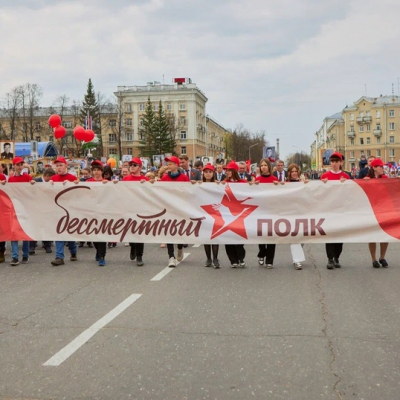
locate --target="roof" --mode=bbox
[327,112,342,119]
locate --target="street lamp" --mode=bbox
[249,143,258,161]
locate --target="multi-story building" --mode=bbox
[113,79,228,161]
[342,95,400,170]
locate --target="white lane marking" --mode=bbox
[192,244,201,248]
[43,293,142,367]
[150,253,190,281]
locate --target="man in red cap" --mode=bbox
[122,158,149,266]
[7,157,35,265]
[50,156,79,266]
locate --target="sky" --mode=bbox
[1,0,400,160]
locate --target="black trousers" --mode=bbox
[167,244,183,258]
[325,243,343,260]
[130,243,144,257]
[0,242,5,253]
[258,244,276,265]
[225,244,245,264]
[94,242,107,258]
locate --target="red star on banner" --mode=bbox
[201,184,258,239]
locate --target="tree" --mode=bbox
[19,83,43,141]
[155,101,176,155]
[286,152,312,170]
[139,97,157,158]
[1,86,22,140]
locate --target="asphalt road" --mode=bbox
[0,242,400,400]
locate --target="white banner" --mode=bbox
[1,180,399,244]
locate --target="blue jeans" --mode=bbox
[11,241,29,260]
[55,241,77,260]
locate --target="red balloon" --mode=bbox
[84,129,95,142]
[73,125,86,141]
[54,125,66,139]
[48,114,62,128]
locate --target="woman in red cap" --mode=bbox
[254,158,278,268]
[364,158,389,268]
[161,156,190,267]
[320,152,348,269]
[223,161,248,268]
[202,164,220,268]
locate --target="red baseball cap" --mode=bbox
[165,156,180,165]
[226,161,239,171]
[203,163,215,172]
[370,158,384,167]
[53,156,68,164]
[91,160,104,169]
[329,152,343,161]
[12,157,24,165]
[129,157,142,166]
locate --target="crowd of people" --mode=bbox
[0,152,394,271]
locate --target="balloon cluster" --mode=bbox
[48,114,95,142]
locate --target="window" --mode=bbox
[167,103,172,111]
[180,131,187,140]
[359,125,364,132]
[350,151,354,157]
[366,124,371,132]
[376,124,381,131]
[126,132,133,141]
[109,134,116,143]
[360,138,364,145]
[350,125,354,132]
[127,148,133,155]
[139,132,145,140]
[376,111,380,118]
[350,138,354,145]
[389,110,395,117]
[49,135,53,142]
[181,146,187,155]
[366,111,371,116]
[366,137,370,144]
[35,136,41,142]
[376,137,381,144]
[35,122,41,130]
[359,112,364,118]
[63,121,72,128]
[139,118,144,126]
[390,136,395,143]
[180,116,186,125]
[366,150,371,156]
[389,122,395,130]
[109,119,116,127]
[153,103,159,111]
[126,118,132,126]
[377,149,381,156]
[390,149,395,157]
[179,102,186,110]
[22,122,27,132]
[126,103,132,112]
[139,103,145,111]
[350,113,354,121]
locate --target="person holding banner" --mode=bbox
[320,152,348,269]
[223,161,248,268]
[161,156,190,267]
[201,164,220,268]
[254,158,278,268]
[364,158,389,268]
[0,169,8,263]
[50,156,79,267]
[123,158,149,266]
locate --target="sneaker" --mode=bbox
[182,244,188,248]
[239,260,246,268]
[333,258,341,268]
[29,249,35,255]
[168,257,177,268]
[88,243,93,248]
[294,262,302,270]
[78,243,84,248]
[327,259,334,269]
[379,258,389,268]
[112,243,117,248]
[177,248,183,262]
[95,253,99,262]
[136,256,144,266]
[22,257,29,264]
[213,258,220,269]
[124,242,129,247]
[10,258,19,266]
[108,243,112,248]
[130,248,136,261]
[51,258,64,266]
[70,254,77,261]
[372,260,380,268]
[98,257,106,267]
[258,257,264,265]
[231,263,238,268]
[0,251,5,263]
[266,264,274,269]
[205,258,212,267]
[44,246,52,253]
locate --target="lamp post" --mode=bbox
[249,143,258,161]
